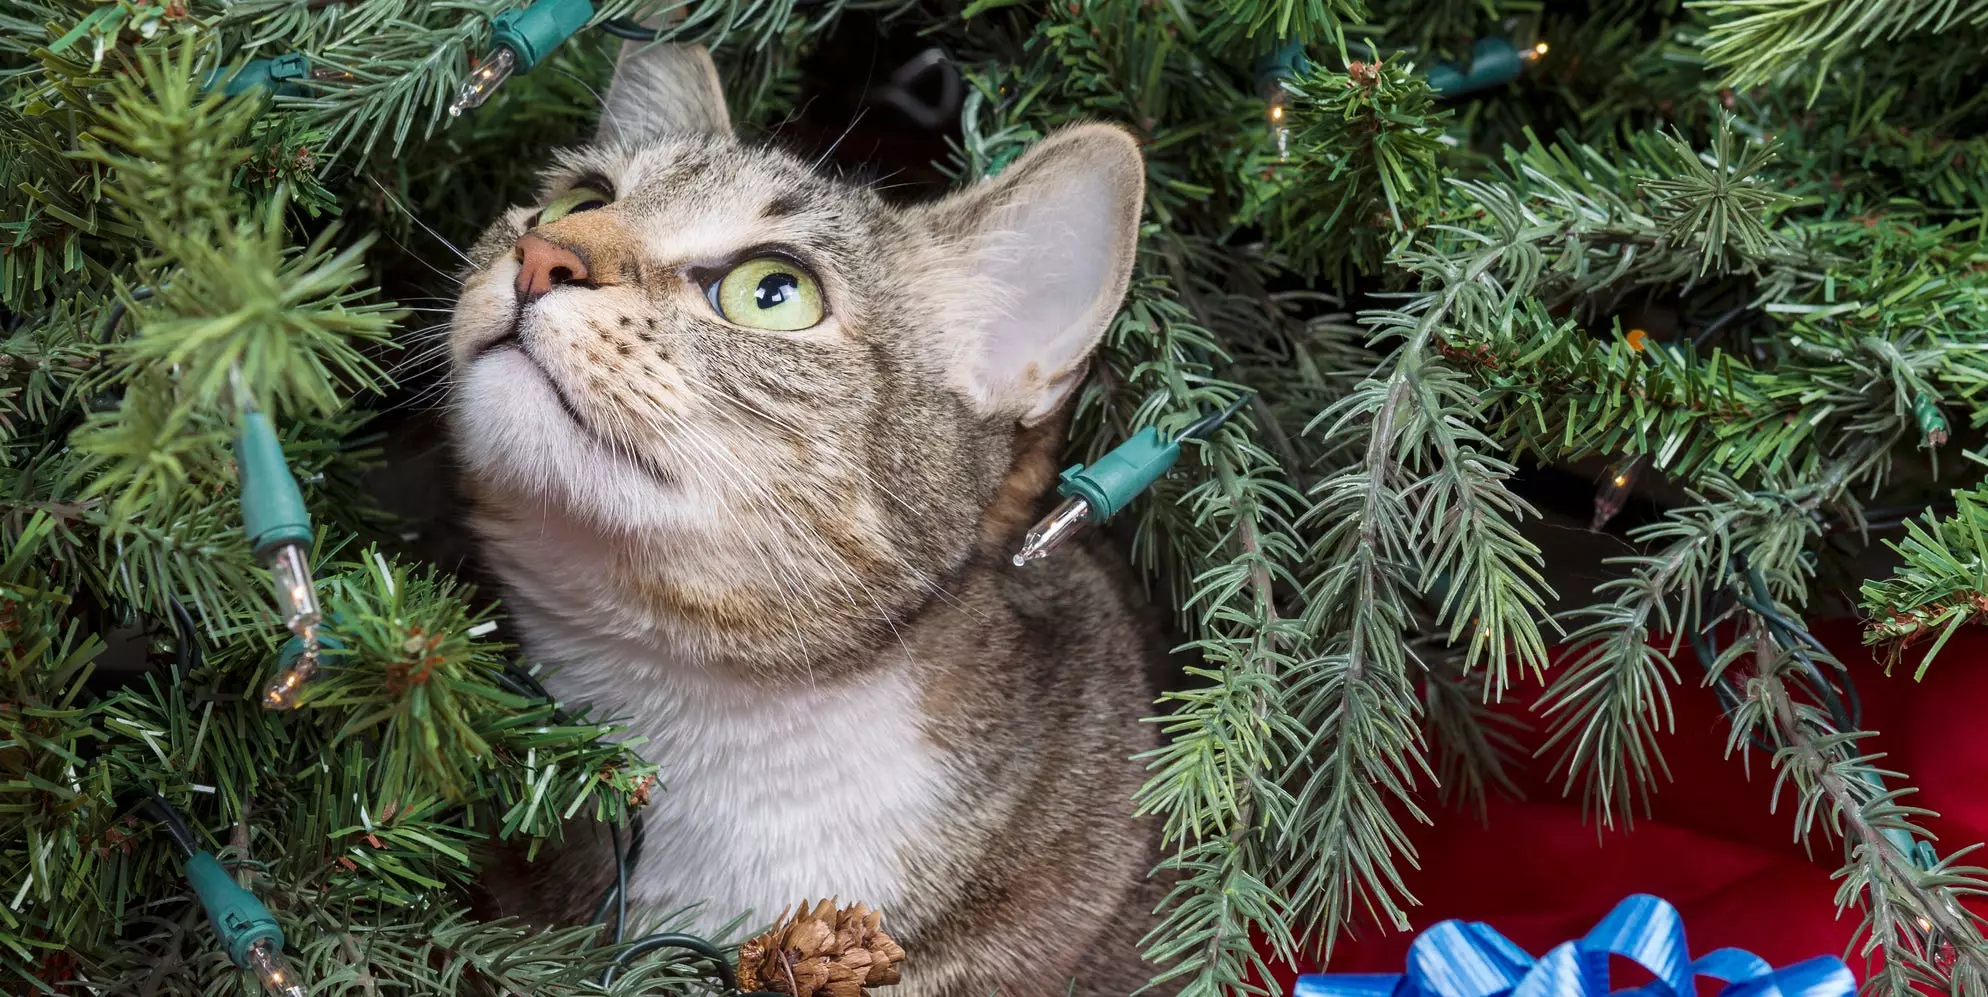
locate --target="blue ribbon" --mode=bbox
[1294,894,1854,997]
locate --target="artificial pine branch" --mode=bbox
[1714,601,1988,993]
[1138,427,1307,994]
[950,43,1317,989]
[1204,0,1366,58]
[1420,642,1527,822]
[1860,482,1988,675]
[1696,0,1988,98]
[1256,59,1447,278]
[1537,482,1819,826]
[12,0,1988,991]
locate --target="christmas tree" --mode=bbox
[7,0,1988,994]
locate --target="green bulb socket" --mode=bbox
[1055,426,1181,521]
[204,54,312,98]
[276,624,344,671]
[235,410,313,557]
[1252,38,1308,91]
[184,852,285,967]
[1426,37,1526,97]
[1913,393,1949,444]
[492,0,596,72]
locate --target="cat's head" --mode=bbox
[449,43,1144,676]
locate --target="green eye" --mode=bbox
[709,257,825,331]
[534,186,611,226]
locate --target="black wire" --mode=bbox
[1836,665,1865,732]
[96,285,155,341]
[1689,304,1748,348]
[1837,500,1956,534]
[1173,392,1254,443]
[503,662,744,989]
[624,814,646,891]
[504,662,654,949]
[515,662,628,939]
[498,661,560,710]
[615,830,628,943]
[591,820,634,939]
[596,0,828,41]
[1734,568,1862,732]
[602,933,750,989]
[597,18,660,40]
[590,816,652,934]
[143,792,200,859]
[1691,596,1776,754]
[1860,502,1953,523]
[169,598,203,672]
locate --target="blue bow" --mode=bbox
[1294,894,1854,997]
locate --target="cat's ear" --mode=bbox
[595,42,732,144]
[925,124,1144,425]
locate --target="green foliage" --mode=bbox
[10,0,1988,992]
[1208,0,1366,56]
[0,8,673,993]
[1860,480,1988,676]
[1257,59,1448,276]
[1696,0,1988,97]
[1714,577,1988,991]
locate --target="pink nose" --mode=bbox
[513,234,589,303]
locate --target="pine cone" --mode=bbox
[737,899,906,997]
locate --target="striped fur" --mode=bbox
[450,43,1169,996]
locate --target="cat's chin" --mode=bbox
[455,349,690,533]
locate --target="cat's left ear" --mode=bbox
[923,124,1144,426]
[596,42,732,144]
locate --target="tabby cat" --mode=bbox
[449,39,1169,996]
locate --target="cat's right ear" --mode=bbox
[916,124,1145,427]
[595,42,732,145]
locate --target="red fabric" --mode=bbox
[1261,621,1988,992]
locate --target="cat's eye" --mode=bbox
[707,257,825,331]
[532,186,612,227]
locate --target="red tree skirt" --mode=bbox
[1263,620,1988,991]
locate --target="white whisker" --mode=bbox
[369,176,475,266]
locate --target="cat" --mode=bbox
[448,39,1171,997]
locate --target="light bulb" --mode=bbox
[1523,41,1549,63]
[261,541,323,710]
[1013,497,1092,566]
[243,938,309,997]
[1591,456,1645,531]
[449,45,517,117]
[262,644,317,710]
[1264,88,1291,161]
[263,620,325,710]
[264,542,320,635]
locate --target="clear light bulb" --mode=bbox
[265,542,321,635]
[243,938,309,997]
[1264,88,1290,161]
[449,45,517,117]
[262,630,319,710]
[1013,497,1093,567]
[1591,455,1645,531]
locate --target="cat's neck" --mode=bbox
[467,407,1072,686]
[508,567,956,942]
[475,498,950,681]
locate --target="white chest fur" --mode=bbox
[533,626,950,938]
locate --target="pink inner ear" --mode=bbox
[968,170,1127,410]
